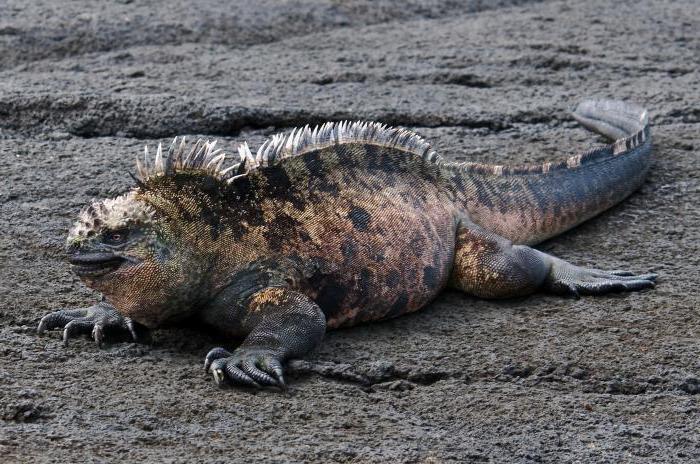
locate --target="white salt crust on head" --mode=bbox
[68,192,155,243]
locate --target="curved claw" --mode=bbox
[621,279,655,291]
[37,303,148,347]
[204,347,231,371]
[241,360,277,386]
[566,283,581,299]
[38,309,87,334]
[211,365,226,385]
[224,364,260,389]
[124,318,139,342]
[62,319,93,345]
[262,358,286,389]
[92,319,107,347]
[608,270,636,276]
[209,358,261,388]
[205,346,286,390]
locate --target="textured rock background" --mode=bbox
[0,0,698,462]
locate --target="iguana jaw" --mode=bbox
[69,252,126,278]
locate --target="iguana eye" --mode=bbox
[103,229,129,245]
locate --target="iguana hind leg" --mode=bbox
[448,220,656,298]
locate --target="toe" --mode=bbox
[210,359,260,388]
[593,270,657,282]
[607,270,636,276]
[622,279,656,291]
[204,347,231,371]
[209,357,261,388]
[206,351,285,389]
[592,281,628,293]
[62,319,95,344]
[550,281,580,298]
[240,360,278,386]
[567,283,581,299]
[259,357,286,388]
[38,309,87,334]
[580,277,655,295]
[124,318,139,342]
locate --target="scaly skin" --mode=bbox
[37,99,656,389]
[448,100,653,245]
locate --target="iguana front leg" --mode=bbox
[37,299,147,346]
[449,220,656,298]
[204,287,326,389]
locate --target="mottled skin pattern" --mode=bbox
[241,145,457,328]
[131,146,456,329]
[37,99,657,389]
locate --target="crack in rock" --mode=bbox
[286,359,456,389]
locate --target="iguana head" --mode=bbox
[63,137,268,327]
[66,190,201,327]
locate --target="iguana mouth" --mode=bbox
[69,252,125,278]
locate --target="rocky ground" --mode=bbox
[0,0,698,462]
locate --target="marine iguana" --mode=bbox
[37,99,656,389]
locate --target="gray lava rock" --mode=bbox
[1,0,699,462]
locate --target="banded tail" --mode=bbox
[444,99,652,245]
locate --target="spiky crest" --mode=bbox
[451,124,650,176]
[134,102,650,185]
[135,122,440,186]
[135,137,229,182]
[449,102,650,177]
[250,120,439,169]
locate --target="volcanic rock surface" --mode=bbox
[1,0,698,462]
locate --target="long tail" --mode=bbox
[443,99,652,245]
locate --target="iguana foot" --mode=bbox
[205,346,285,389]
[547,261,657,297]
[37,301,146,346]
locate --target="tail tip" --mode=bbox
[573,98,648,126]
